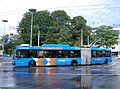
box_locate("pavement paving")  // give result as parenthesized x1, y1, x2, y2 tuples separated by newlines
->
(0, 58, 120, 89)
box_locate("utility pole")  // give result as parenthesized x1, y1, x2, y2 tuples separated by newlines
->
(81, 29, 83, 46)
(88, 36, 90, 46)
(2, 20, 8, 59)
(29, 8, 36, 46)
(38, 30, 40, 47)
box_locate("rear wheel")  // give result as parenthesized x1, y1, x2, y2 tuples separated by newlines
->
(71, 60, 78, 66)
(105, 59, 108, 64)
(29, 60, 36, 67)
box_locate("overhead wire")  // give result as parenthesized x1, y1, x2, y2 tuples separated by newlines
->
(0, 1, 119, 28)
(0, 3, 120, 16)
(87, 0, 120, 27)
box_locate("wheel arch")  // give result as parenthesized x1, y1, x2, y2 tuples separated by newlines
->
(104, 59, 109, 64)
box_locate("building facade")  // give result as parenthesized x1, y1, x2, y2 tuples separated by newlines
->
(111, 28, 120, 58)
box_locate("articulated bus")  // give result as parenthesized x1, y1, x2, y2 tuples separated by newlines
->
(12, 44, 112, 67)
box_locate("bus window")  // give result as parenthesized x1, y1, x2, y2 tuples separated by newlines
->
(29, 50, 38, 58)
(91, 50, 111, 57)
(16, 50, 29, 58)
(70, 51, 74, 57)
(63, 50, 80, 58)
(43, 50, 49, 57)
(74, 50, 80, 57)
(63, 50, 70, 58)
(57, 50, 63, 58)
(92, 50, 102, 57)
(91, 51, 96, 57)
(49, 50, 57, 58)
(102, 51, 106, 57)
(106, 51, 111, 57)
(96, 51, 100, 57)
(99, 51, 103, 57)
(38, 51, 44, 58)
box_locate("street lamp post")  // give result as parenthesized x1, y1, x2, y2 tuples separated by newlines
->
(81, 29, 83, 46)
(29, 8, 36, 46)
(38, 30, 40, 47)
(37, 25, 42, 47)
(2, 20, 8, 59)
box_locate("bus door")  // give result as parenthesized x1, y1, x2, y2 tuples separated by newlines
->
(81, 48, 91, 65)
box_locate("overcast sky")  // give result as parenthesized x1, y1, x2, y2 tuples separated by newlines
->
(0, 0, 120, 37)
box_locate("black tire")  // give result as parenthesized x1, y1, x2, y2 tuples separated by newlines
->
(105, 59, 108, 64)
(71, 60, 78, 66)
(29, 60, 36, 67)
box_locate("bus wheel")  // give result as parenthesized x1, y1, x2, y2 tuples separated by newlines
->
(29, 60, 36, 67)
(71, 60, 78, 66)
(105, 59, 108, 64)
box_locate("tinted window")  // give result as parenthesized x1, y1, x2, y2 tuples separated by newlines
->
(37, 50, 81, 58)
(73, 50, 81, 57)
(91, 50, 111, 57)
(91, 50, 96, 57)
(29, 50, 38, 58)
(63, 50, 80, 58)
(49, 50, 57, 58)
(106, 51, 111, 57)
(16, 50, 29, 58)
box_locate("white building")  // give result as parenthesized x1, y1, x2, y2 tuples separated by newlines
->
(111, 28, 120, 57)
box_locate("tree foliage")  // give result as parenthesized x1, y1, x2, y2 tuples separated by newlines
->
(51, 10, 70, 28)
(0, 34, 20, 55)
(71, 16, 87, 30)
(93, 25, 119, 47)
(16, 10, 118, 48)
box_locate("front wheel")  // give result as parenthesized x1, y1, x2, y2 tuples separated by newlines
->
(29, 60, 36, 67)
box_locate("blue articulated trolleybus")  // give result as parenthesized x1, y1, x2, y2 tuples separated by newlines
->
(12, 44, 112, 67)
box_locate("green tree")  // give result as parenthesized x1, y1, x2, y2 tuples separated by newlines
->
(17, 10, 92, 46)
(17, 10, 118, 48)
(0, 34, 19, 55)
(93, 25, 119, 47)
(33, 10, 53, 45)
(46, 10, 71, 44)
(51, 10, 70, 29)
(18, 10, 53, 46)
(57, 27, 73, 44)
(71, 16, 91, 46)
(17, 12, 31, 44)
(4, 42, 14, 55)
(71, 16, 87, 30)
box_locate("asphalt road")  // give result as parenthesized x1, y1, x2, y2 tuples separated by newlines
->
(0, 58, 120, 89)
